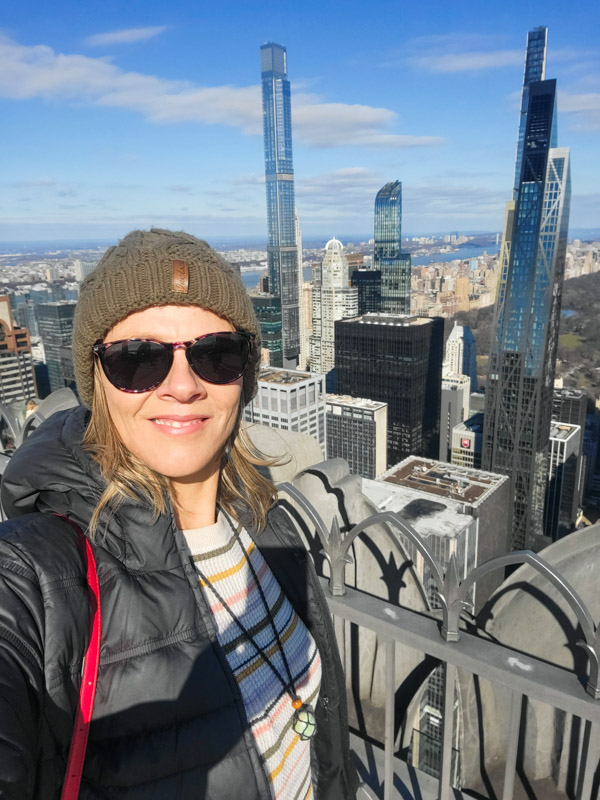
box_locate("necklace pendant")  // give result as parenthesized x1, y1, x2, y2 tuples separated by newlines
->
(292, 704, 317, 741)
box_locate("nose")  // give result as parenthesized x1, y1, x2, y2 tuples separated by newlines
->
(155, 347, 207, 401)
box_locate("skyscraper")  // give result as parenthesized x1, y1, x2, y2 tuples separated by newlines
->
(249, 293, 283, 368)
(243, 367, 327, 457)
(0, 296, 37, 406)
(260, 43, 299, 368)
(295, 212, 310, 370)
(439, 374, 470, 462)
(350, 269, 381, 314)
(444, 322, 478, 391)
(544, 422, 582, 540)
(374, 181, 411, 314)
(309, 238, 357, 381)
(513, 26, 547, 197)
(483, 29, 571, 550)
(38, 301, 77, 393)
(326, 394, 388, 479)
(335, 314, 443, 468)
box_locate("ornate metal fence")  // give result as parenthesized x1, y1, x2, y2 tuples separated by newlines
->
(277, 482, 600, 800)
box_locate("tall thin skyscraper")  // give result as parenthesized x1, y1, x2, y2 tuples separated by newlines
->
(513, 26, 547, 197)
(260, 43, 299, 368)
(374, 181, 411, 314)
(483, 29, 571, 550)
(295, 211, 309, 370)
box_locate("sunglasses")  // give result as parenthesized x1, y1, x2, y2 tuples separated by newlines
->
(92, 331, 254, 393)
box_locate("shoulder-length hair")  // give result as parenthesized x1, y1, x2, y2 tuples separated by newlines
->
(83, 359, 277, 535)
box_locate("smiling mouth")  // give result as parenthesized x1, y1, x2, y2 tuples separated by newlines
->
(152, 417, 207, 429)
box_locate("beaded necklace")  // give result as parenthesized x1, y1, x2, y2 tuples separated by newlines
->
(195, 513, 317, 741)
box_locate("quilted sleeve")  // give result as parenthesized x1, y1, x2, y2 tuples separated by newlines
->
(0, 545, 45, 799)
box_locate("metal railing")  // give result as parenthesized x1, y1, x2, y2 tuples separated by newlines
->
(278, 482, 600, 800)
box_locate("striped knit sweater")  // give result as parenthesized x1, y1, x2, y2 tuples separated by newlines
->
(182, 513, 322, 800)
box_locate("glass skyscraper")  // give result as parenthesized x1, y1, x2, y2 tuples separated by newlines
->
(335, 314, 443, 468)
(483, 29, 571, 550)
(513, 26, 547, 197)
(260, 43, 299, 368)
(374, 181, 411, 314)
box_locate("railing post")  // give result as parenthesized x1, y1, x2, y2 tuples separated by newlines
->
(576, 719, 600, 800)
(384, 638, 396, 800)
(502, 691, 523, 800)
(438, 661, 457, 800)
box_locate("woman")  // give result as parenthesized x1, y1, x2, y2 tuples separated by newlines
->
(0, 229, 357, 799)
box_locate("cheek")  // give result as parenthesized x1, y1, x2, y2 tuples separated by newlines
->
(103, 383, 145, 443)
(218, 386, 243, 431)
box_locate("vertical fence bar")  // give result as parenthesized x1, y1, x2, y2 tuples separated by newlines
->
(502, 691, 523, 800)
(334, 614, 345, 659)
(384, 638, 396, 800)
(576, 719, 600, 800)
(438, 661, 457, 800)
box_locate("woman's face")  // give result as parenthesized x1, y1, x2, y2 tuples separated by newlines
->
(100, 305, 243, 486)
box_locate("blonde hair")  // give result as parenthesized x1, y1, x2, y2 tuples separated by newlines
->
(83, 359, 278, 535)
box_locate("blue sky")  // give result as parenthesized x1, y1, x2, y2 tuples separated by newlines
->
(1, 0, 598, 241)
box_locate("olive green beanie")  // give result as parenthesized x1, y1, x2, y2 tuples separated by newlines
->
(73, 228, 261, 408)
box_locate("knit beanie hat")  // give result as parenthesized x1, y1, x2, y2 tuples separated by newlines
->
(73, 228, 261, 408)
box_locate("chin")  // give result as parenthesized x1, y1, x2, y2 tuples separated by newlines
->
(145, 455, 222, 483)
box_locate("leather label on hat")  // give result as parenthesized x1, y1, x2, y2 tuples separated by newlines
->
(172, 259, 189, 293)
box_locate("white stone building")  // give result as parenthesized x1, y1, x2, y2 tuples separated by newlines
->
(243, 367, 327, 457)
(309, 238, 357, 377)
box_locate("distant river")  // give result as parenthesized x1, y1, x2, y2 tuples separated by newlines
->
(241, 266, 313, 291)
(412, 244, 499, 265)
(241, 245, 499, 290)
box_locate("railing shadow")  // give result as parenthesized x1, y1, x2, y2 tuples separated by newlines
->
(277, 479, 600, 800)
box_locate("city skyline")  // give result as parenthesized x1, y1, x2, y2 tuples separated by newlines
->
(0, 1, 598, 241)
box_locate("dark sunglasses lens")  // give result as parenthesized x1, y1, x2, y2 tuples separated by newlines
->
(101, 341, 171, 392)
(189, 334, 250, 384)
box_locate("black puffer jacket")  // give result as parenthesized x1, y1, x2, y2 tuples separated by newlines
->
(0, 407, 357, 799)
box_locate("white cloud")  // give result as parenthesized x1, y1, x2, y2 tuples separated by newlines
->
(295, 167, 384, 218)
(291, 167, 509, 229)
(0, 34, 442, 151)
(558, 90, 600, 131)
(404, 34, 594, 75)
(412, 50, 522, 73)
(84, 26, 168, 47)
(293, 103, 443, 149)
(234, 174, 266, 186)
(0, 33, 262, 129)
(168, 184, 193, 194)
(396, 33, 521, 73)
(10, 179, 57, 188)
(407, 184, 507, 214)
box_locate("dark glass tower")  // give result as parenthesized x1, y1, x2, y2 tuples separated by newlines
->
(351, 269, 381, 314)
(374, 181, 411, 314)
(260, 43, 299, 368)
(250, 294, 283, 368)
(514, 26, 547, 197)
(483, 30, 571, 550)
(335, 314, 443, 468)
(38, 301, 77, 393)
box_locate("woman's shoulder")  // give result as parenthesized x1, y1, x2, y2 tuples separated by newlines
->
(0, 512, 84, 582)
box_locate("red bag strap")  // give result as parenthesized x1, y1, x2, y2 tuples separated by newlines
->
(57, 515, 101, 800)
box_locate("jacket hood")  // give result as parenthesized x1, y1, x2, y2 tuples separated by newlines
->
(0, 406, 181, 571)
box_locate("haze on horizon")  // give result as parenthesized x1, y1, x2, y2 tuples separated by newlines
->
(1, 0, 598, 241)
